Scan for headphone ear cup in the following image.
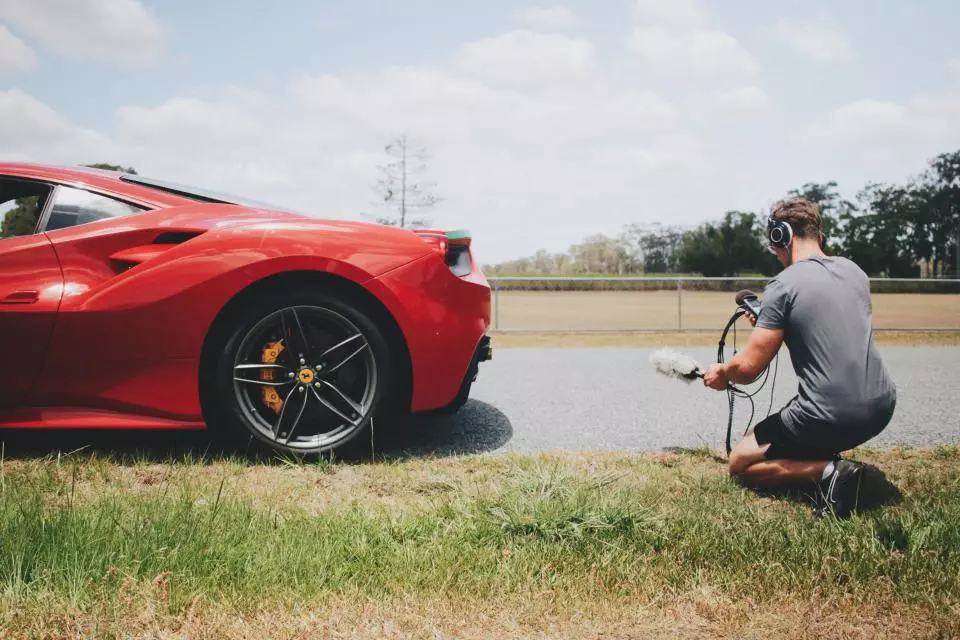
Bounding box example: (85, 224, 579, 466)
(768, 220, 792, 248)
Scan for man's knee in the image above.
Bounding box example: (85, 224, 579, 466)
(728, 450, 751, 477)
(728, 432, 770, 477)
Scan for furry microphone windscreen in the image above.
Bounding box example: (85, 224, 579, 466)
(650, 348, 703, 382)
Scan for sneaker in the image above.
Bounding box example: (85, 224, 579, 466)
(817, 460, 864, 518)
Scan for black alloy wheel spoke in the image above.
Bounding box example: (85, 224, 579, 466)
(273, 384, 309, 443)
(310, 385, 361, 426)
(280, 308, 313, 365)
(317, 379, 364, 417)
(320, 333, 368, 373)
(233, 363, 295, 387)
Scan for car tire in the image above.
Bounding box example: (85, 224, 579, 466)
(203, 287, 397, 458)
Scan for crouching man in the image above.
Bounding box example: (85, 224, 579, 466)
(702, 197, 897, 518)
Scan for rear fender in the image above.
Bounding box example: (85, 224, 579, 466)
(37, 219, 433, 416)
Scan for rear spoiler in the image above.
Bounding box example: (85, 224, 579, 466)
(413, 228, 472, 248)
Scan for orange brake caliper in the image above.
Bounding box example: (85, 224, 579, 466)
(260, 340, 286, 414)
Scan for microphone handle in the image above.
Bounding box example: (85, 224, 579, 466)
(739, 297, 761, 318)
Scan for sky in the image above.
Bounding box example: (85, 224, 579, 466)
(2, 0, 960, 264)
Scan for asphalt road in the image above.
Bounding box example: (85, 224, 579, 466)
(401, 345, 960, 457)
(0, 346, 954, 462)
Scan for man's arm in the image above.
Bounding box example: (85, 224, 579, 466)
(723, 325, 783, 383)
(703, 323, 783, 389)
(703, 279, 789, 390)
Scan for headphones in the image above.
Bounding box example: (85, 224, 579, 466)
(767, 216, 793, 249)
(767, 216, 827, 251)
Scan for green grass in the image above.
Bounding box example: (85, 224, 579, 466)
(0, 447, 958, 637)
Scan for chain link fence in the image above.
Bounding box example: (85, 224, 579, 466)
(486, 276, 960, 332)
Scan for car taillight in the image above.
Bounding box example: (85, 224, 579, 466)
(414, 229, 474, 277)
(446, 244, 472, 276)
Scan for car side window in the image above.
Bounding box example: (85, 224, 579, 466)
(44, 186, 146, 232)
(0, 177, 54, 240)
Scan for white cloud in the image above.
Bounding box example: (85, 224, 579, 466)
(117, 98, 266, 146)
(628, 25, 760, 86)
(454, 30, 594, 90)
(633, 0, 707, 29)
(801, 100, 914, 147)
(797, 94, 960, 172)
(0, 9, 807, 264)
(0, 88, 110, 160)
(0, 23, 710, 262)
(949, 58, 960, 73)
(0, 88, 70, 144)
(775, 17, 853, 63)
(627, 0, 760, 88)
(0, 0, 163, 64)
(689, 85, 771, 118)
(515, 6, 576, 31)
(715, 85, 771, 111)
(0, 24, 35, 70)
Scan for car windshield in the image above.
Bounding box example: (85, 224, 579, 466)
(119, 174, 297, 212)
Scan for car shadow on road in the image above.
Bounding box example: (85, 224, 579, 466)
(337, 399, 514, 463)
(0, 400, 513, 465)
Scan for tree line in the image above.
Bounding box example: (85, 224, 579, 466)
(485, 149, 960, 278)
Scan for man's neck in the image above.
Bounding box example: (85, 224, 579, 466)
(789, 240, 825, 265)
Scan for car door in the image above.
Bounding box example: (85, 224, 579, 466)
(0, 177, 64, 406)
(26, 184, 159, 410)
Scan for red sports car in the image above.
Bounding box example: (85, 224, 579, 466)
(0, 163, 492, 455)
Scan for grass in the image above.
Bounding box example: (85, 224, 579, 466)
(492, 290, 960, 332)
(0, 445, 957, 638)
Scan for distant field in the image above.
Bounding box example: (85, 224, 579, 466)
(492, 291, 960, 332)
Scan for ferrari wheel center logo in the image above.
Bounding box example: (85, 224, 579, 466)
(298, 368, 315, 384)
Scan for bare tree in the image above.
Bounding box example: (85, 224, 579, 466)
(372, 135, 441, 228)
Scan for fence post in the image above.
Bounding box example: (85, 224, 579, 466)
(494, 280, 500, 330)
(677, 279, 683, 331)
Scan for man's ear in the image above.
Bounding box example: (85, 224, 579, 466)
(818, 232, 825, 249)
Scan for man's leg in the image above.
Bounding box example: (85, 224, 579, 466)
(728, 431, 828, 487)
(729, 412, 866, 517)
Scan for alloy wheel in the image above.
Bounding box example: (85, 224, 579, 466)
(230, 305, 377, 451)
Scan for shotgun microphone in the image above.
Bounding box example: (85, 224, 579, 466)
(650, 348, 703, 383)
(735, 289, 761, 318)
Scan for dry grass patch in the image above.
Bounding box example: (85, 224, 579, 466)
(492, 290, 960, 332)
(0, 450, 725, 516)
(0, 447, 951, 516)
(2, 592, 954, 639)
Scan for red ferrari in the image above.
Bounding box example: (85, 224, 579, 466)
(0, 163, 492, 455)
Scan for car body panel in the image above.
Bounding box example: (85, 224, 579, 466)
(370, 252, 491, 410)
(0, 163, 490, 429)
(0, 233, 64, 406)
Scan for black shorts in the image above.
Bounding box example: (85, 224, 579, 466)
(752, 412, 843, 461)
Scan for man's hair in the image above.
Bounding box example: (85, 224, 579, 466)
(771, 197, 821, 239)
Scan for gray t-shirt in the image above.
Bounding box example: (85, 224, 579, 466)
(756, 255, 897, 438)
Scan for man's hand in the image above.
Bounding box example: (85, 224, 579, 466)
(716, 326, 784, 385)
(744, 311, 757, 327)
(703, 363, 729, 390)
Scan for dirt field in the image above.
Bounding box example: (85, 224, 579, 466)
(493, 291, 960, 331)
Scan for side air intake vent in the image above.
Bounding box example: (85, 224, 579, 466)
(153, 231, 202, 244)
